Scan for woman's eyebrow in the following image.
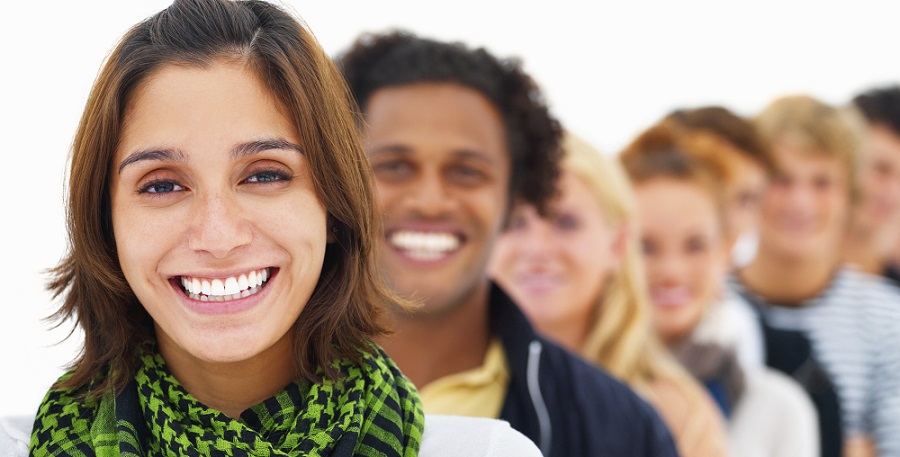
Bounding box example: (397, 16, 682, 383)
(118, 148, 186, 174)
(117, 139, 304, 174)
(232, 138, 304, 158)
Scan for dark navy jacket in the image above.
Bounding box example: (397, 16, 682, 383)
(491, 283, 680, 457)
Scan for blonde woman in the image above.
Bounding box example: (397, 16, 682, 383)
(490, 131, 731, 457)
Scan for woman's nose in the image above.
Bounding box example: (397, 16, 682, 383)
(187, 192, 253, 258)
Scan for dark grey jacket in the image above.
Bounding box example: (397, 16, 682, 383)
(491, 283, 680, 457)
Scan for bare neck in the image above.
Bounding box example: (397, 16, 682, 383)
(535, 318, 588, 355)
(843, 218, 893, 275)
(158, 333, 298, 418)
(378, 279, 492, 389)
(740, 249, 840, 305)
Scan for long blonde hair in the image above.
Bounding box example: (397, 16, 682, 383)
(563, 131, 704, 396)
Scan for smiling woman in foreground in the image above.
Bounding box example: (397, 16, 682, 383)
(19, 0, 480, 455)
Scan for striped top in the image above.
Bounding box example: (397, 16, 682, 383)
(728, 267, 900, 456)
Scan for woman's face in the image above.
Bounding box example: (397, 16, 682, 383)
(636, 178, 728, 344)
(111, 61, 329, 366)
(490, 171, 624, 343)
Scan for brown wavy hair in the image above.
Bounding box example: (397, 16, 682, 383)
(47, 0, 395, 396)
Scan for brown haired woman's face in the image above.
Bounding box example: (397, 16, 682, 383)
(110, 61, 329, 369)
(636, 177, 728, 345)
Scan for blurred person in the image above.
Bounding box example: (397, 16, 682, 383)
(844, 85, 900, 284)
(665, 106, 775, 369)
(336, 30, 679, 457)
(731, 94, 900, 457)
(665, 106, 774, 268)
(15, 1, 545, 456)
(490, 131, 733, 457)
(621, 122, 819, 457)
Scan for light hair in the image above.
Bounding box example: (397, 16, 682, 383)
(563, 131, 706, 398)
(754, 94, 862, 200)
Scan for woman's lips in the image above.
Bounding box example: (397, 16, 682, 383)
(175, 267, 273, 302)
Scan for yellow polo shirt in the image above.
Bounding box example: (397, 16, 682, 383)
(419, 338, 510, 418)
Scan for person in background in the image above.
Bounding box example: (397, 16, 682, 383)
(844, 85, 900, 284)
(664, 106, 775, 369)
(336, 30, 679, 457)
(621, 120, 819, 457)
(18, 1, 541, 456)
(665, 106, 773, 269)
(490, 130, 733, 457)
(731, 94, 900, 457)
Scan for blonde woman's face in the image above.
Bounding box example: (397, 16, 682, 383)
(490, 171, 624, 343)
(636, 178, 728, 345)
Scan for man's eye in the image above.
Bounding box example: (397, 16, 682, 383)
(373, 161, 414, 179)
(139, 180, 184, 194)
(448, 165, 489, 185)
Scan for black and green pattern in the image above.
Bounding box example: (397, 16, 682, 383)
(30, 345, 424, 456)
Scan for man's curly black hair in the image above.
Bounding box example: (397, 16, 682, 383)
(853, 84, 900, 136)
(335, 30, 562, 216)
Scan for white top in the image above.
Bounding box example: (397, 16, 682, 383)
(692, 291, 765, 370)
(0, 416, 29, 457)
(420, 415, 542, 456)
(728, 368, 820, 457)
(0, 414, 540, 457)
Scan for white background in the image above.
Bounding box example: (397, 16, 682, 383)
(1, 0, 897, 418)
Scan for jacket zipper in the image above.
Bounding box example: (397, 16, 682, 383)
(527, 340, 552, 455)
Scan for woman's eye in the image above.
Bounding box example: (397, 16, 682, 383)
(139, 180, 184, 195)
(245, 169, 291, 184)
(554, 214, 580, 231)
(686, 236, 708, 253)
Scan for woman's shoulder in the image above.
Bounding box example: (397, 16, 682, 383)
(646, 375, 732, 457)
(730, 368, 819, 457)
(735, 367, 816, 420)
(0, 416, 32, 457)
(419, 415, 541, 457)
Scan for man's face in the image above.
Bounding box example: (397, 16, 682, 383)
(757, 142, 850, 262)
(362, 82, 510, 316)
(856, 123, 900, 231)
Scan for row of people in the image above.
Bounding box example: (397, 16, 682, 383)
(6, 0, 899, 456)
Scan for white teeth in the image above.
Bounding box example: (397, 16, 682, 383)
(179, 268, 270, 301)
(389, 231, 461, 259)
(211, 279, 225, 295)
(224, 277, 239, 295)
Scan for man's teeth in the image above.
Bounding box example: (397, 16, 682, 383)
(180, 268, 269, 302)
(390, 231, 460, 261)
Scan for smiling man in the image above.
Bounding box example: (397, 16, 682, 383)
(336, 31, 678, 457)
(730, 95, 900, 457)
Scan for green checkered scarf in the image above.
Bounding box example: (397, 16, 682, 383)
(30, 345, 424, 456)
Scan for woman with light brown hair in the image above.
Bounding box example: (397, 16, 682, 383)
(490, 130, 731, 457)
(621, 120, 819, 457)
